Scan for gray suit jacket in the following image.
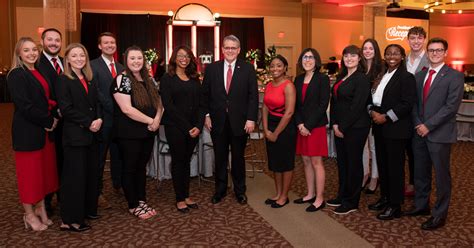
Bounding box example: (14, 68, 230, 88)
(412, 64, 464, 143)
(413, 53, 430, 74)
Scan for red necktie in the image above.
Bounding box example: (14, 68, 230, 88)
(110, 62, 117, 78)
(423, 69, 436, 105)
(226, 64, 233, 93)
(51, 58, 61, 75)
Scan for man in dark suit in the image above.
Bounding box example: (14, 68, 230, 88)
(202, 35, 258, 204)
(407, 38, 464, 230)
(90, 32, 124, 209)
(37, 28, 64, 214)
(404, 26, 430, 197)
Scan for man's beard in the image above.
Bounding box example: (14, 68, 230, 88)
(44, 46, 61, 56)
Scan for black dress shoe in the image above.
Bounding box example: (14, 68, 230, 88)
(403, 208, 431, 217)
(264, 198, 276, 205)
(85, 214, 101, 220)
(271, 199, 289, 208)
(293, 197, 316, 204)
(306, 201, 326, 212)
(236, 194, 248, 205)
(211, 195, 222, 204)
(376, 206, 401, 220)
(176, 206, 190, 213)
(368, 197, 389, 211)
(186, 203, 199, 209)
(421, 216, 446, 230)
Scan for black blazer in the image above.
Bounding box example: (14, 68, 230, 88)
(90, 57, 124, 127)
(202, 59, 258, 136)
(294, 72, 330, 131)
(7, 66, 55, 151)
(160, 73, 206, 134)
(369, 66, 416, 139)
(330, 71, 371, 132)
(56, 73, 102, 146)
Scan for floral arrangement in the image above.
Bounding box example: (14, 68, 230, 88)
(144, 48, 160, 65)
(245, 49, 261, 65)
(465, 83, 474, 93)
(264, 45, 277, 70)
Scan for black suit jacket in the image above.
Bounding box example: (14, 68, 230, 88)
(294, 72, 330, 131)
(56, 73, 102, 146)
(369, 66, 416, 139)
(7, 66, 55, 151)
(38, 53, 63, 101)
(202, 59, 258, 136)
(330, 71, 371, 132)
(160, 73, 206, 134)
(90, 57, 124, 128)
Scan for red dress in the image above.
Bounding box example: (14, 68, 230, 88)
(15, 69, 58, 204)
(296, 83, 328, 157)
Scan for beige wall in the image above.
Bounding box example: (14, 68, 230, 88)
(312, 18, 364, 63)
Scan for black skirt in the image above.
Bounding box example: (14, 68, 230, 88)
(265, 114, 296, 172)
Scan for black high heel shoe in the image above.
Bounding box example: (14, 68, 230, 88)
(186, 203, 199, 209)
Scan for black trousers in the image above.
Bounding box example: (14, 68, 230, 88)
(211, 115, 248, 197)
(98, 126, 122, 192)
(373, 126, 407, 207)
(60, 142, 99, 225)
(165, 125, 199, 202)
(117, 137, 154, 209)
(334, 127, 369, 209)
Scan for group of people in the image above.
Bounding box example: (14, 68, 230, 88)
(8, 26, 463, 233)
(260, 26, 464, 231)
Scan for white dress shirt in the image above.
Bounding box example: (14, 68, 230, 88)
(423, 63, 445, 87)
(101, 55, 116, 74)
(223, 60, 236, 89)
(372, 68, 397, 107)
(43, 51, 64, 71)
(407, 50, 425, 75)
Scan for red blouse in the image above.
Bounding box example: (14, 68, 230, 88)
(30, 69, 56, 111)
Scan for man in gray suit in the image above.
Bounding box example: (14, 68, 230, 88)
(90, 32, 125, 209)
(404, 26, 430, 197)
(406, 38, 464, 230)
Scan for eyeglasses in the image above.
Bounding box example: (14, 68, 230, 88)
(427, 48, 445, 54)
(302, 55, 315, 61)
(223, 46, 239, 51)
(177, 54, 191, 59)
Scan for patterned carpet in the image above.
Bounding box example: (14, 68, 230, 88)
(0, 104, 290, 247)
(1, 102, 473, 247)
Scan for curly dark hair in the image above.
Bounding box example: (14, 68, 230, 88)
(167, 45, 199, 80)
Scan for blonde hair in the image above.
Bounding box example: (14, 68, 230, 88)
(11, 37, 39, 69)
(63, 43, 93, 81)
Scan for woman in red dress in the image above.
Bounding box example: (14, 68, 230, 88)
(8, 37, 59, 231)
(294, 48, 330, 212)
(262, 55, 296, 208)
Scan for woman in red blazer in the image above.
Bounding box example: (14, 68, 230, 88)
(8, 37, 59, 231)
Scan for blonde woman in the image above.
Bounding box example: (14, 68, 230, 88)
(8, 37, 59, 231)
(56, 43, 102, 232)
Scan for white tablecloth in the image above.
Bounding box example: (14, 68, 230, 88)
(146, 126, 214, 180)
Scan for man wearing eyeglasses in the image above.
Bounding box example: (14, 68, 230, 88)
(406, 38, 464, 230)
(202, 35, 258, 205)
(404, 26, 430, 198)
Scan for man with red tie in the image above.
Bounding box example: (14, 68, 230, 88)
(90, 32, 124, 209)
(38, 28, 64, 214)
(202, 35, 259, 205)
(407, 38, 464, 230)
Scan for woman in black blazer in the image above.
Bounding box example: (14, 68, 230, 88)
(56, 43, 102, 232)
(329, 45, 371, 215)
(293, 48, 330, 212)
(160, 46, 206, 213)
(8, 37, 59, 231)
(367, 44, 416, 220)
